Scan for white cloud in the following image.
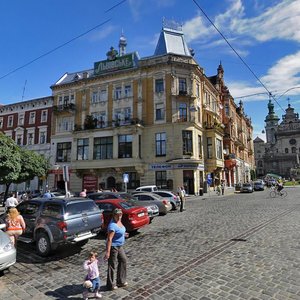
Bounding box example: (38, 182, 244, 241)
(87, 25, 117, 42)
(236, 0, 300, 43)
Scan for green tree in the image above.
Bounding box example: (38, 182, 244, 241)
(0, 132, 49, 198)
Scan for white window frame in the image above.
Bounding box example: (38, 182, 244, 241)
(39, 131, 46, 144)
(0, 117, 3, 128)
(41, 110, 48, 123)
(8, 115, 13, 127)
(29, 112, 36, 124)
(18, 113, 25, 126)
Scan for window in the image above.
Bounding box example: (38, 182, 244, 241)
(8, 115, 13, 127)
(92, 112, 106, 128)
(100, 89, 107, 101)
(57, 142, 72, 162)
(29, 112, 36, 124)
(207, 137, 213, 158)
(118, 135, 132, 158)
(156, 171, 167, 189)
(94, 137, 113, 159)
(124, 107, 132, 122)
(196, 83, 200, 98)
(285, 148, 289, 153)
(124, 85, 132, 97)
(155, 103, 165, 120)
(41, 110, 48, 122)
(41, 204, 62, 218)
(16, 134, 23, 145)
(115, 86, 122, 99)
(198, 135, 203, 158)
(182, 131, 193, 155)
(156, 132, 166, 156)
(77, 138, 89, 160)
(40, 131, 46, 144)
(57, 117, 73, 132)
(179, 78, 187, 94)
(155, 79, 164, 93)
(179, 103, 187, 121)
(92, 91, 99, 103)
(127, 172, 140, 189)
(27, 133, 34, 145)
(292, 147, 297, 153)
(0, 117, 3, 128)
(225, 104, 230, 116)
(18, 113, 24, 125)
(216, 139, 223, 159)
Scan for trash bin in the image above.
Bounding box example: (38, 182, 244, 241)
(199, 188, 203, 196)
(203, 181, 208, 193)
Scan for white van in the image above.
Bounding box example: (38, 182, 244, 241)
(135, 185, 158, 192)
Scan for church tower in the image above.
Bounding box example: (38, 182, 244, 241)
(265, 99, 280, 144)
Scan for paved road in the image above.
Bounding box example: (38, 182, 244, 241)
(1, 187, 300, 300)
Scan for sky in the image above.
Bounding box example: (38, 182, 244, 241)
(0, 0, 300, 140)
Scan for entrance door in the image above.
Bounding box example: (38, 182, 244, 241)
(183, 170, 194, 195)
(107, 176, 116, 190)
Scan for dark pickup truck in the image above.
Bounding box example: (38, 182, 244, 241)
(0, 197, 103, 256)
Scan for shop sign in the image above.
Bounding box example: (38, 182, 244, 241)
(94, 53, 134, 75)
(83, 175, 98, 191)
(149, 164, 172, 170)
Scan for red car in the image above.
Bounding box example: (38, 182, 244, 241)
(94, 199, 150, 232)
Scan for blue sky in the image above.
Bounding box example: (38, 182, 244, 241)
(0, 0, 300, 140)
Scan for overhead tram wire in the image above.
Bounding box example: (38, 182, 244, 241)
(191, 0, 285, 113)
(0, 0, 128, 81)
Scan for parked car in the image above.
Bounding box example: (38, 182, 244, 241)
(152, 191, 181, 210)
(240, 183, 254, 193)
(253, 181, 265, 191)
(94, 199, 150, 233)
(0, 223, 16, 272)
(135, 185, 158, 192)
(0, 197, 103, 256)
(88, 192, 159, 222)
(133, 192, 172, 215)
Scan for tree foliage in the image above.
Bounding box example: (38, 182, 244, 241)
(0, 133, 22, 184)
(0, 132, 49, 186)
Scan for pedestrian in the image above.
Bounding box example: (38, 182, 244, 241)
(80, 188, 87, 197)
(292, 178, 296, 187)
(43, 190, 52, 199)
(5, 207, 26, 246)
(104, 208, 128, 291)
(179, 186, 186, 212)
(221, 180, 225, 195)
(5, 192, 18, 212)
(82, 251, 102, 299)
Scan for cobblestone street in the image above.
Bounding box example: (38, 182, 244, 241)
(1, 187, 300, 300)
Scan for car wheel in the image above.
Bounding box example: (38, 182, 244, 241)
(36, 232, 51, 257)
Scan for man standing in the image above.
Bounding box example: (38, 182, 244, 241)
(179, 186, 186, 212)
(5, 192, 18, 211)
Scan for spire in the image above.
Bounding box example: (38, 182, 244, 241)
(265, 99, 279, 122)
(119, 30, 127, 56)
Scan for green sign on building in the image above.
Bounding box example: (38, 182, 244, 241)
(94, 53, 134, 75)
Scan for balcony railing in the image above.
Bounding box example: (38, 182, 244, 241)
(73, 117, 144, 131)
(53, 103, 76, 113)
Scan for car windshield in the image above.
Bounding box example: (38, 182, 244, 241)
(243, 184, 252, 187)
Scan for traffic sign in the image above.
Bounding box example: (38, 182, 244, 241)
(207, 174, 212, 185)
(123, 173, 129, 183)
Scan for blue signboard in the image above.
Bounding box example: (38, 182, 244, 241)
(207, 174, 212, 185)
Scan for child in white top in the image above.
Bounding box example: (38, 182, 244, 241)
(83, 251, 102, 299)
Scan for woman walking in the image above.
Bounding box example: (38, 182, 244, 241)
(5, 207, 26, 246)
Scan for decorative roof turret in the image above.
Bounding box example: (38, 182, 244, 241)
(154, 19, 192, 57)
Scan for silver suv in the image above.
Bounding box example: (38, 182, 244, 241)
(1, 197, 103, 256)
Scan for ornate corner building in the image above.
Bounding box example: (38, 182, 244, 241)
(0, 22, 255, 194)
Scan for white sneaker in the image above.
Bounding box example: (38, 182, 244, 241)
(94, 291, 102, 298)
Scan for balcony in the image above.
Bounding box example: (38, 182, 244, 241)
(73, 117, 144, 131)
(53, 103, 76, 114)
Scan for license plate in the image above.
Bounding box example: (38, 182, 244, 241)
(138, 212, 144, 217)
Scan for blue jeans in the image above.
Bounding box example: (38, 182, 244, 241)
(90, 277, 100, 292)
